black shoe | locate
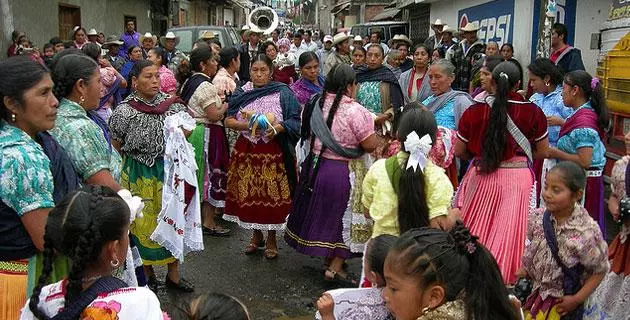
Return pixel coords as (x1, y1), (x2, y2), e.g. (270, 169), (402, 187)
(202, 226), (231, 237)
(165, 276), (195, 293)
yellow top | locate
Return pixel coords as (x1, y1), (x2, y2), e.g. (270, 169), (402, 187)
(361, 152), (454, 237)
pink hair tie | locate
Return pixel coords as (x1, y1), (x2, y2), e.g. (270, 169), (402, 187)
(591, 77), (600, 89)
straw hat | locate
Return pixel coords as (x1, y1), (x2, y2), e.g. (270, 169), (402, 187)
(160, 31), (180, 46)
(323, 35), (333, 43)
(391, 34), (412, 46)
(353, 35), (363, 42)
(431, 19), (445, 26)
(199, 30), (216, 40)
(442, 25), (456, 34)
(140, 32), (157, 43)
(460, 22), (480, 32)
(102, 35), (124, 48)
(332, 32), (350, 46)
(87, 28), (98, 36)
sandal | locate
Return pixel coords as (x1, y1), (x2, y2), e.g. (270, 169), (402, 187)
(203, 226), (231, 237)
(244, 239), (265, 254)
(325, 269), (359, 287)
(263, 247), (278, 260)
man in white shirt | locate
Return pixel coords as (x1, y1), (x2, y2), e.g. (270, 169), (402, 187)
(364, 30), (389, 55)
(317, 35), (334, 74)
(301, 30), (319, 52)
(290, 32), (305, 65)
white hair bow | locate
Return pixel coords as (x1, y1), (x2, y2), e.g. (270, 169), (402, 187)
(404, 131), (433, 172)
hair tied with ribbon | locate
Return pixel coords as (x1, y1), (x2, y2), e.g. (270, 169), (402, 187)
(403, 131), (432, 172)
(591, 77), (600, 90)
(499, 72), (509, 80)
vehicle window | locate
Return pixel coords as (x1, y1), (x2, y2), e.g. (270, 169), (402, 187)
(198, 29), (229, 48)
(173, 30), (193, 52)
(390, 26), (407, 39)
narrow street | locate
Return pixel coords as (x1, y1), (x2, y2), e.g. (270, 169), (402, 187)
(152, 220), (362, 320)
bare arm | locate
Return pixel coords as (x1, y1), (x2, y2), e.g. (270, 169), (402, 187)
(225, 116), (249, 131)
(360, 133), (384, 153)
(21, 208), (51, 251)
(86, 170), (122, 192)
(454, 138), (470, 160)
(205, 103), (228, 123)
(533, 137), (550, 160)
(548, 147), (593, 169)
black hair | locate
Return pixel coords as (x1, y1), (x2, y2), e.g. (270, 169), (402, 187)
(219, 47), (239, 68)
(73, 26), (87, 39)
(293, 32), (302, 39)
(29, 185), (130, 319)
(260, 40), (277, 56)
(127, 45), (141, 56)
(49, 37), (63, 46)
(483, 55), (504, 73)
(0, 56), (50, 122)
(209, 38), (222, 49)
(500, 43), (514, 53)
(298, 51), (319, 68)
(352, 46), (366, 55)
(11, 30), (22, 42)
(549, 161), (586, 194)
(251, 53), (273, 71)
(150, 46), (169, 67)
(43, 43), (54, 52)
(394, 42), (410, 50)
(552, 23), (569, 44)
(305, 30), (312, 37)
(414, 43), (431, 55)
(313, 64), (357, 139)
(81, 43), (101, 62)
(395, 107), (437, 232)
(527, 58), (564, 86)
(367, 235), (397, 278)
(176, 46), (214, 87)
(432, 47), (445, 59)
(52, 52), (98, 100)
(129, 59), (155, 91)
(367, 43), (384, 57)
(388, 224), (518, 320)
(172, 293), (249, 320)
(370, 30), (382, 40)
(564, 70), (609, 133)
(479, 61), (521, 174)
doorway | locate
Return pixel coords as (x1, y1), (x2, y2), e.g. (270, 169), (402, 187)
(58, 4), (81, 40)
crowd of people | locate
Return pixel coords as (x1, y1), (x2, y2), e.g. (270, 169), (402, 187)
(0, 14), (627, 320)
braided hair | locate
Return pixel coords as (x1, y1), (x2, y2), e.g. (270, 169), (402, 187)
(29, 185), (130, 319)
(322, 64), (356, 129)
(564, 70), (609, 133)
(386, 224), (518, 320)
(51, 52), (98, 100)
(0, 56), (50, 122)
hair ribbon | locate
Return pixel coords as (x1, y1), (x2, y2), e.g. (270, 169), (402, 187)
(499, 72), (509, 80)
(404, 131), (432, 172)
(591, 77), (600, 89)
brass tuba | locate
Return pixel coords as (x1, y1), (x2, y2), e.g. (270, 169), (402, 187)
(248, 6), (279, 35)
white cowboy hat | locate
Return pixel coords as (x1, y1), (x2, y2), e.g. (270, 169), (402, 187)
(102, 35), (124, 48)
(353, 35), (363, 42)
(460, 22), (480, 32)
(332, 32), (350, 46)
(199, 30), (216, 40)
(431, 19), (445, 26)
(323, 35), (333, 43)
(140, 32), (157, 43)
(391, 34), (412, 45)
(87, 28), (98, 36)
(160, 31), (180, 46)
(442, 25), (456, 34)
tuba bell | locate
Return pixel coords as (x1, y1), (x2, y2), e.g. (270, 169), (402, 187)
(248, 6), (279, 35)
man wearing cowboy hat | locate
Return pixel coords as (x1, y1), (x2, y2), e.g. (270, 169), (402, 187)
(87, 28), (100, 45)
(119, 20), (140, 59)
(160, 32), (187, 74)
(424, 19), (445, 52)
(450, 22), (485, 92)
(390, 35), (413, 73)
(103, 35), (125, 71)
(324, 32), (352, 76)
(237, 29), (262, 84)
(317, 35), (334, 75)
(140, 32), (157, 59)
(439, 25), (458, 59)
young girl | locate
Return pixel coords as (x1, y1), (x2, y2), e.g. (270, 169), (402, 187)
(21, 186), (166, 319)
(583, 131), (630, 319)
(316, 235), (396, 320)
(383, 224), (519, 320)
(362, 107), (455, 237)
(172, 293), (250, 320)
(521, 161), (608, 319)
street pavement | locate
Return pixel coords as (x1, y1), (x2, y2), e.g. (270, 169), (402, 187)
(151, 219), (362, 320)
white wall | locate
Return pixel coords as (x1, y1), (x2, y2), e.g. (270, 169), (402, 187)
(575, 0), (612, 74)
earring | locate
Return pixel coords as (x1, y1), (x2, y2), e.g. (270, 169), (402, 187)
(110, 258), (120, 268)
(10, 113), (16, 122)
(545, 82), (550, 87)
(79, 96), (85, 105)
(421, 306), (431, 315)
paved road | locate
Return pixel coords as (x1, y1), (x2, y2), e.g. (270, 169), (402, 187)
(151, 219), (362, 320)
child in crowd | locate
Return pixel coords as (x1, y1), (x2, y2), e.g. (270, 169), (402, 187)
(362, 107), (456, 237)
(42, 43), (55, 68)
(520, 161), (609, 319)
(316, 235), (396, 320)
(383, 223), (519, 320)
(351, 46), (366, 69)
(171, 293), (250, 320)
(583, 131), (630, 319)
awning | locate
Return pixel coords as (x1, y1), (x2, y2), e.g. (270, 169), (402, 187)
(331, 1), (351, 15)
(371, 8), (401, 21)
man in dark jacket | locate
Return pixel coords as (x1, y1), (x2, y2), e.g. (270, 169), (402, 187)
(450, 22), (485, 92)
(550, 23), (585, 73)
(238, 30), (261, 85)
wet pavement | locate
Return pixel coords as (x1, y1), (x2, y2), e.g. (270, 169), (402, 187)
(151, 219), (362, 320)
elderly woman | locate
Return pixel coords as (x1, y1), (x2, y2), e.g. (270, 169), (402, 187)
(147, 46), (178, 96)
(0, 56), (77, 319)
(109, 60), (193, 292)
(399, 44), (432, 104)
(356, 44), (404, 144)
(290, 51), (324, 106)
(224, 54), (301, 260)
(422, 59), (473, 130)
(384, 49), (404, 79)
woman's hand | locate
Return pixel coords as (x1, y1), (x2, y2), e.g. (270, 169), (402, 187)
(556, 295), (582, 316)
(265, 124), (284, 140)
(374, 113), (391, 126)
(609, 195), (620, 221)
(547, 116), (565, 127)
(99, 58), (113, 68)
(316, 293), (335, 320)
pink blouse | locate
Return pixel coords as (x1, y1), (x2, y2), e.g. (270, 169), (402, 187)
(234, 82), (283, 144)
(99, 67), (117, 109)
(159, 65), (177, 94)
(312, 93), (375, 161)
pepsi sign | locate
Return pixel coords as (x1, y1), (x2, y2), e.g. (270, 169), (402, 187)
(458, 0), (514, 46)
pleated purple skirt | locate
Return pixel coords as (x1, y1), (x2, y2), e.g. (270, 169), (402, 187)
(584, 174), (605, 236)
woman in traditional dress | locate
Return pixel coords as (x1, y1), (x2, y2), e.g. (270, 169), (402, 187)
(291, 51), (324, 107)
(266, 40), (297, 86)
(71, 26), (88, 50)
(285, 64), (381, 285)
(120, 46), (144, 98)
(399, 44), (432, 105)
(178, 46), (230, 236)
(547, 70), (608, 234)
(454, 62), (549, 284)
(148, 46), (178, 96)
(109, 60), (193, 292)
(0, 56), (77, 320)
(224, 54), (300, 260)
(422, 59), (473, 130)
(214, 47), (240, 154)
(528, 58), (574, 205)
(82, 43), (127, 123)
